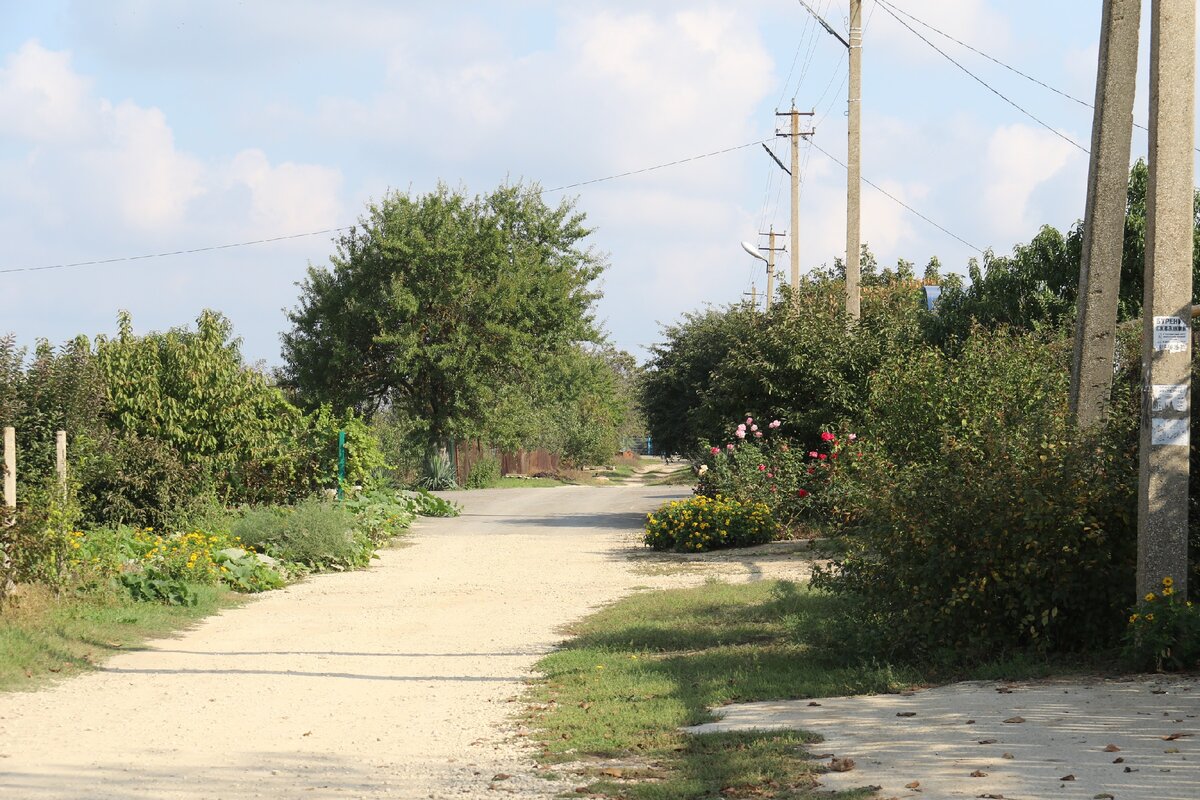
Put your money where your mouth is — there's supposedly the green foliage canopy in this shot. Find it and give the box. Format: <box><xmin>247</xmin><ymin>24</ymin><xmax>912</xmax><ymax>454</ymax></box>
<box><xmin>282</xmin><ymin>184</ymin><xmax>606</xmax><ymax>450</ymax></box>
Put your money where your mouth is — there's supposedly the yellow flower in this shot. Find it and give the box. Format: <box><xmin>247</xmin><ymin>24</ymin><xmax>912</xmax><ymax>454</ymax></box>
<box><xmin>1163</xmin><ymin>587</ymin><xmax>1174</xmax><ymax>597</ymax></box>
<box><xmin>1163</xmin><ymin>576</ymin><xmax>1174</xmax><ymax>588</ymax></box>
<box><xmin>1145</xmin><ymin>613</ymin><xmax>1155</xmax><ymax>622</ymax></box>
<box><xmin>1129</xmin><ymin>614</ymin><xmax>1139</xmax><ymax>623</ymax></box>
<box><xmin>1145</xmin><ymin>592</ymin><xmax>1156</xmax><ymax>602</ymax></box>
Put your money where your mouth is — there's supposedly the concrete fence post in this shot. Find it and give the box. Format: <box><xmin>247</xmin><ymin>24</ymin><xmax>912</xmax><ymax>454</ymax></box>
<box><xmin>56</xmin><ymin>430</ymin><xmax>67</xmax><ymax>498</ymax></box>
<box><xmin>2</xmin><ymin>426</ymin><xmax>14</xmax><ymax>511</ymax></box>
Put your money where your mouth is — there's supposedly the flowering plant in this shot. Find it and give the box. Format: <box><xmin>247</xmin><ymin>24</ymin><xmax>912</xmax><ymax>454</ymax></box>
<box><xmin>1123</xmin><ymin>577</ymin><xmax>1200</xmax><ymax>672</ymax></box>
<box><xmin>644</xmin><ymin>494</ymin><xmax>775</xmax><ymax>552</ymax></box>
<box><xmin>695</xmin><ymin>417</ymin><xmax>867</xmax><ymax>532</ymax></box>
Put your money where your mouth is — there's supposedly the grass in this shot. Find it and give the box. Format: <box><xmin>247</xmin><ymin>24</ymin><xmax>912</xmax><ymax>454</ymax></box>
<box><xmin>649</xmin><ymin>466</ymin><xmax>696</xmax><ymax>486</ymax></box>
<box><xmin>527</xmin><ymin>579</ymin><xmax>1106</xmax><ymax>799</ymax></box>
<box><xmin>0</xmin><ymin>583</ymin><xmax>237</xmax><ymax>692</ymax></box>
<box><xmin>526</xmin><ymin>580</ymin><xmax>917</xmax><ymax>799</ymax></box>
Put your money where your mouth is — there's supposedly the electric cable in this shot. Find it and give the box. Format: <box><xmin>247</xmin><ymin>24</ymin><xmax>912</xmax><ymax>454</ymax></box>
<box><xmin>873</xmin><ymin>0</ymin><xmax>1088</xmax><ymax>155</ymax></box>
<box><xmin>808</xmin><ymin>138</ymin><xmax>983</xmax><ymax>253</ymax></box>
<box><xmin>2</xmin><ymin>138</ymin><xmax>774</xmax><ymax>276</ymax></box>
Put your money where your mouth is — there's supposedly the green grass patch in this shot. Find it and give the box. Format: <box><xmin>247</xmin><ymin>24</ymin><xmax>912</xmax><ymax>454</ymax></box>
<box><xmin>649</xmin><ymin>467</ymin><xmax>696</xmax><ymax>487</ymax></box>
<box><xmin>527</xmin><ymin>580</ymin><xmax>917</xmax><ymax>798</ymax></box>
<box><xmin>0</xmin><ymin>583</ymin><xmax>237</xmax><ymax>692</ymax></box>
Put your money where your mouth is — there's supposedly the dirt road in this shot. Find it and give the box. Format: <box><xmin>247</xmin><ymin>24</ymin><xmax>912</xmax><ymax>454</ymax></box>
<box><xmin>1</xmin><ymin>485</ymin><xmax>709</xmax><ymax>799</ymax></box>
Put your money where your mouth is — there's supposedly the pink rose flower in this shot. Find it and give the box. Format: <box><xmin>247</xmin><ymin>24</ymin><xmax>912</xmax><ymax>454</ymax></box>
<box><xmin>710</xmin><ymin>446</ymin><xmax>720</xmax><ymax>455</ymax></box>
<box><xmin>726</xmin><ymin>443</ymin><xmax>735</xmax><ymax>451</ymax></box>
<box><xmin>754</xmin><ymin>431</ymin><xmax>763</xmax><ymax>438</ymax></box>
<box><xmin>820</xmin><ymin>431</ymin><xmax>835</xmax><ymax>442</ymax></box>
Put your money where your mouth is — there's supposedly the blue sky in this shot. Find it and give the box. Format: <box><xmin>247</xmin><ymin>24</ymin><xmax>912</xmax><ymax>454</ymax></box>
<box><xmin>0</xmin><ymin>1</ymin><xmax>1189</xmax><ymax>365</ymax></box>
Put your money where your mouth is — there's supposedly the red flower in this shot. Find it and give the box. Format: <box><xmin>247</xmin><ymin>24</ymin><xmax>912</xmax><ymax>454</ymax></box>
<box><xmin>710</xmin><ymin>446</ymin><xmax>720</xmax><ymax>454</ymax></box>
<box><xmin>818</xmin><ymin>453</ymin><xmax>828</xmax><ymax>461</ymax></box>
<box><xmin>808</xmin><ymin>451</ymin><xmax>819</xmax><ymax>458</ymax></box>
<box><xmin>820</xmin><ymin>431</ymin><xmax>835</xmax><ymax>442</ymax></box>
<box><xmin>806</xmin><ymin>467</ymin><xmax>814</xmax><ymax>475</ymax></box>
<box><xmin>797</xmin><ymin>489</ymin><xmax>809</xmax><ymax>498</ymax></box>
<box><xmin>831</xmin><ymin>453</ymin><xmax>838</xmax><ymax>460</ymax></box>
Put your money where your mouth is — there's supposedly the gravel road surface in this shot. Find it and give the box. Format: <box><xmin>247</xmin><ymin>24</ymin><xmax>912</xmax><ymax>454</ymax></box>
<box><xmin>0</xmin><ymin>485</ymin><xmax>702</xmax><ymax>799</ymax></box>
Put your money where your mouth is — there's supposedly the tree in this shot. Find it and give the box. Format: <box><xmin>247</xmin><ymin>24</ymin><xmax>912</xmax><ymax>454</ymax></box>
<box><xmin>930</xmin><ymin>160</ymin><xmax>1200</xmax><ymax>344</ymax></box>
<box><xmin>282</xmin><ymin>183</ymin><xmax>605</xmax><ymax>452</ymax></box>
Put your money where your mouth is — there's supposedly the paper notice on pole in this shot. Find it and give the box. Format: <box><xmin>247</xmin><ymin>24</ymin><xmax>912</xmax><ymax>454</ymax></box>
<box><xmin>1152</xmin><ymin>384</ymin><xmax>1190</xmax><ymax>413</ymax></box>
<box><xmin>1153</xmin><ymin>316</ymin><xmax>1189</xmax><ymax>352</ymax></box>
<box><xmin>1152</xmin><ymin>417</ymin><xmax>1190</xmax><ymax>447</ymax></box>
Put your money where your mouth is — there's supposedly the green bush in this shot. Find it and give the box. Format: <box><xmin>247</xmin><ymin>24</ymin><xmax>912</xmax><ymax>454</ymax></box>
<box><xmin>812</xmin><ymin>328</ymin><xmax>1138</xmax><ymax>661</ymax></box>
<box><xmin>695</xmin><ymin>418</ymin><xmax>870</xmax><ymax>532</ymax></box>
<box><xmin>1123</xmin><ymin>577</ymin><xmax>1200</xmax><ymax>672</ymax></box>
<box><xmin>341</xmin><ymin>489</ymin><xmax>417</xmax><ymax>545</ymax></box>
<box><xmin>465</xmin><ymin>454</ymin><xmax>501</xmax><ymax>488</ymax></box>
<box><xmin>644</xmin><ymin>495</ymin><xmax>775</xmax><ymax>552</ymax></box>
<box><xmin>415</xmin><ymin>450</ymin><xmax>458</xmax><ymax>491</ymax></box>
<box><xmin>230</xmin><ymin>498</ymin><xmax>371</xmax><ymax>571</ymax></box>
<box><xmin>406</xmin><ymin>490</ymin><xmax>461</xmax><ymax>518</ymax></box>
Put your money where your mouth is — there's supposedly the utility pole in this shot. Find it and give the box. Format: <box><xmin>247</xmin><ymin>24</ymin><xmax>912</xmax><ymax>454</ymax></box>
<box><xmin>846</xmin><ymin>0</ymin><xmax>863</xmax><ymax>321</ymax></box>
<box><xmin>1139</xmin><ymin>0</ymin><xmax>1195</xmax><ymax>601</ymax></box>
<box><xmin>759</xmin><ymin>226</ymin><xmax>787</xmax><ymax>311</ymax></box>
<box><xmin>1069</xmin><ymin>0</ymin><xmax>1142</xmax><ymax>430</ymax></box>
<box><xmin>776</xmin><ymin>106</ymin><xmax>814</xmax><ymax>302</ymax></box>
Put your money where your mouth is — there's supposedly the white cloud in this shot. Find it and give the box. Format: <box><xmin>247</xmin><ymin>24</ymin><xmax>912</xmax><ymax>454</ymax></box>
<box><xmin>982</xmin><ymin>123</ymin><xmax>1080</xmax><ymax>240</ymax></box>
<box><xmin>225</xmin><ymin>150</ymin><xmax>343</xmax><ymax>233</ymax></box>
<box><xmin>869</xmin><ymin>0</ymin><xmax>1012</xmax><ymax>62</ymax></box>
<box><xmin>0</xmin><ymin>40</ymin><xmax>94</xmax><ymax>142</ymax></box>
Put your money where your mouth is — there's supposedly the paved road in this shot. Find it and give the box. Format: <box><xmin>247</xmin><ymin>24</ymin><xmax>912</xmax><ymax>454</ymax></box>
<box><xmin>0</xmin><ymin>485</ymin><xmax>686</xmax><ymax>799</ymax></box>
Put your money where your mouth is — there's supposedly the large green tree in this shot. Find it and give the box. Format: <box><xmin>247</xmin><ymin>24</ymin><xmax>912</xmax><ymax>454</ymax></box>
<box><xmin>281</xmin><ymin>183</ymin><xmax>606</xmax><ymax>450</ymax></box>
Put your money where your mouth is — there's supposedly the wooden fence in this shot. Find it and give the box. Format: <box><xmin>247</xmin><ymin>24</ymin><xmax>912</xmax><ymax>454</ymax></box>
<box><xmin>452</xmin><ymin>441</ymin><xmax>560</xmax><ymax>485</ymax></box>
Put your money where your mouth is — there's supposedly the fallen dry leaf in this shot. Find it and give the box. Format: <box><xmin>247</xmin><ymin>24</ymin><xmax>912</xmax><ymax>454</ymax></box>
<box><xmin>897</xmin><ymin>712</ymin><xmax>917</xmax><ymax>717</ymax></box>
<box><xmin>1001</xmin><ymin>753</ymin><xmax>1014</xmax><ymax>760</ymax></box>
<box><xmin>1164</xmin><ymin>747</ymin><xmax>1181</xmax><ymax>754</ymax></box>
<box><xmin>1161</xmin><ymin>732</ymin><xmax>1192</xmax><ymax>741</ymax></box>
<box><xmin>807</xmin><ymin>701</ymin><xmax>822</xmax><ymax>707</ymax></box>
<box><xmin>977</xmin><ymin>739</ymin><xmax>998</xmax><ymax>745</ymax></box>
<box><xmin>1094</xmin><ymin>794</ymin><xmax>1115</xmax><ymax>799</ymax></box>
<box><xmin>598</xmin><ymin>769</ymin><xmax>623</xmax><ymax>778</ymax></box>
<box><xmin>1103</xmin><ymin>744</ymin><xmax>1121</xmax><ymax>752</ymax></box>
<box><xmin>829</xmin><ymin>757</ymin><xmax>856</xmax><ymax>772</ymax></box>
<box><xmin>1003</xmin><ymin>717</ymin><xmax>1025</xmax><ymax>724</ymax></box>
<box><xmin>905</xmin><ymin>780</ymin><xmax>920</xmax><ymax>789</ymax></box>
<box><xmin>969</xmin><ymin>770</ymin><xmax>988</xmax><ymax>777</ymax></box>
<box><xmin>1112</xmin><ymin>757</ymin><xmax>1124</xmax><ymax>763</ymax></box>
<box><xmin>492</xmin><ymin>774</ymin><xmax>511</xmax><ymax>781</ymax></box>
<box><xmin>1059</xmin><ymin>774</ymin><xmax>1075</xmax><ymax>781</ymax></box>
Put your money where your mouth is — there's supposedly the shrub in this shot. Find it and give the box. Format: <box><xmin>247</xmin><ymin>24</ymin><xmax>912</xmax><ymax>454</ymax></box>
<box><xmin>644</xmin><ymin>495</ymin><xmax>775</xmax><ymax>552</ymax></box>
<box><xmin>230</xmin><ymin>498</ymin><xmax>371</xmax><ymax>571</ymax></box>
<box><xmin>812</xmin><ymin>328</ymin><xmax>1138</xmax><ymax>661</ymax></box>
<box><xmin>695</xmin><ymin>418</ymin><xmax>869</xmax><ymax>532</ymax></box>
<box><xmin>405</xmin><ymin>490</ymin><xmax>461</xmax><ymax>518</ymax></box>
<box><xmin>341</xmin><ymin>489</ymin><xmax>417</xmax><ymax>545</ymax></box>
<box><xmin>1123</xmin><ymin>577</ymin><xmax>1200</xmax><ymax>672</ymax></box>
<box><xmin>465</xmin><ymin>454</ymin><xmax>501</xmax><ymax>489</ymax></box>
<box><xmin>415</xmin><ymin>450</ymin><xmax>458</xmax><ymax>491</ymax></box>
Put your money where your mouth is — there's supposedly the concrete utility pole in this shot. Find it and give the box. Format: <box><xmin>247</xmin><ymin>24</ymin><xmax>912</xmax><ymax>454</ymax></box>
<box><xmin>846</xmin><ymin>0</ymin><xmax>863</xmax><ymax>321</ymax></box>
<box><xmin>56</xmin><ymin>430</ymin><xmax>67</xmax><ymax>498</ymax></box>
<box><xmin>1139</xmin><ymin>0</ymin><xmax>1195</xmax><ymax>601</ymax></box>
<box><xmin>760</xmin><ymin>226</ymin><xmax>787</xmax><ymax>311</ymax></box>
<box><xmin>1069</xmin><ymin>0</ymin><xmax>1142</xmax><ymax>430</ymax></box>
<box><xmin>776</xmin><ymin>106</ymin><xmax>814</xmax><ymax>302</ymax></box>
<box><xmin>2</xmin><ymin>427</ymin><xmax>14</xmax><ymax>511</ymax></box>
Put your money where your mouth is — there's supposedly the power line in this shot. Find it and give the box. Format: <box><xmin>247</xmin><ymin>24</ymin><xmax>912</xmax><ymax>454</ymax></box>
<box><xmin>807</xmin><ymin>138</ymin><xmax>983</xmax><ymax>253</ymax></box>
<box><xmin>877</xmin><ymin>0</ymin><xmax>1200</xmax><ymax>156</ymax></box>
<box><xmin>2</xmin><ymin>138</ymin><xmax>773</xmax><ymax>276</ymax></box>
<box><xmin>0</xmin><ymin>228</ymin><xmax>353</xmax><ymax>276</ymax></box>
<box><xmin>874</xmin><ymin>0</ymin><xmax>1088</xmax><ymax>155</ymax></box>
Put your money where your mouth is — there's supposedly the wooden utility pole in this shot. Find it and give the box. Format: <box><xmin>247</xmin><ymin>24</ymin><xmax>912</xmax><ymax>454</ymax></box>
<box><xmin>1138</xmin><ymin>0</ymin><xmax>1195</xmax><ymax>601</ymax></box>
<box><xmin>776</xmin><ymin>106</ymin><xmax>814</xmax><ymax>303</ymax></box>
<box><xmin>846</xmin><ymin>0</ymin><xmax>863</xmax><ymax>321</ymax></box>
<box><xmin>1070</xmin><ymin>0</ymin><xmax>1142</xmax><ymax>429</ymax></box>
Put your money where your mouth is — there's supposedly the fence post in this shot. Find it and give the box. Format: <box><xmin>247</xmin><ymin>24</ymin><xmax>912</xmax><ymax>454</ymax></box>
<box><xmin>2</xmin><ymin>426</ymin><xmax>14</xmax><ymax>511</ymax></box>
<box><xmin>56</xmin><ymin>430</ymin><xmax>67</xmax><ymax>498</ymax></box>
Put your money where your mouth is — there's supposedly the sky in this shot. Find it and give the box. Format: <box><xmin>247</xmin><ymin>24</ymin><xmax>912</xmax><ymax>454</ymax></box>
<box><xmin>0</xmin><ymin>1</ymin><xmax>1193</xmax><ymax>366</ymax></box>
